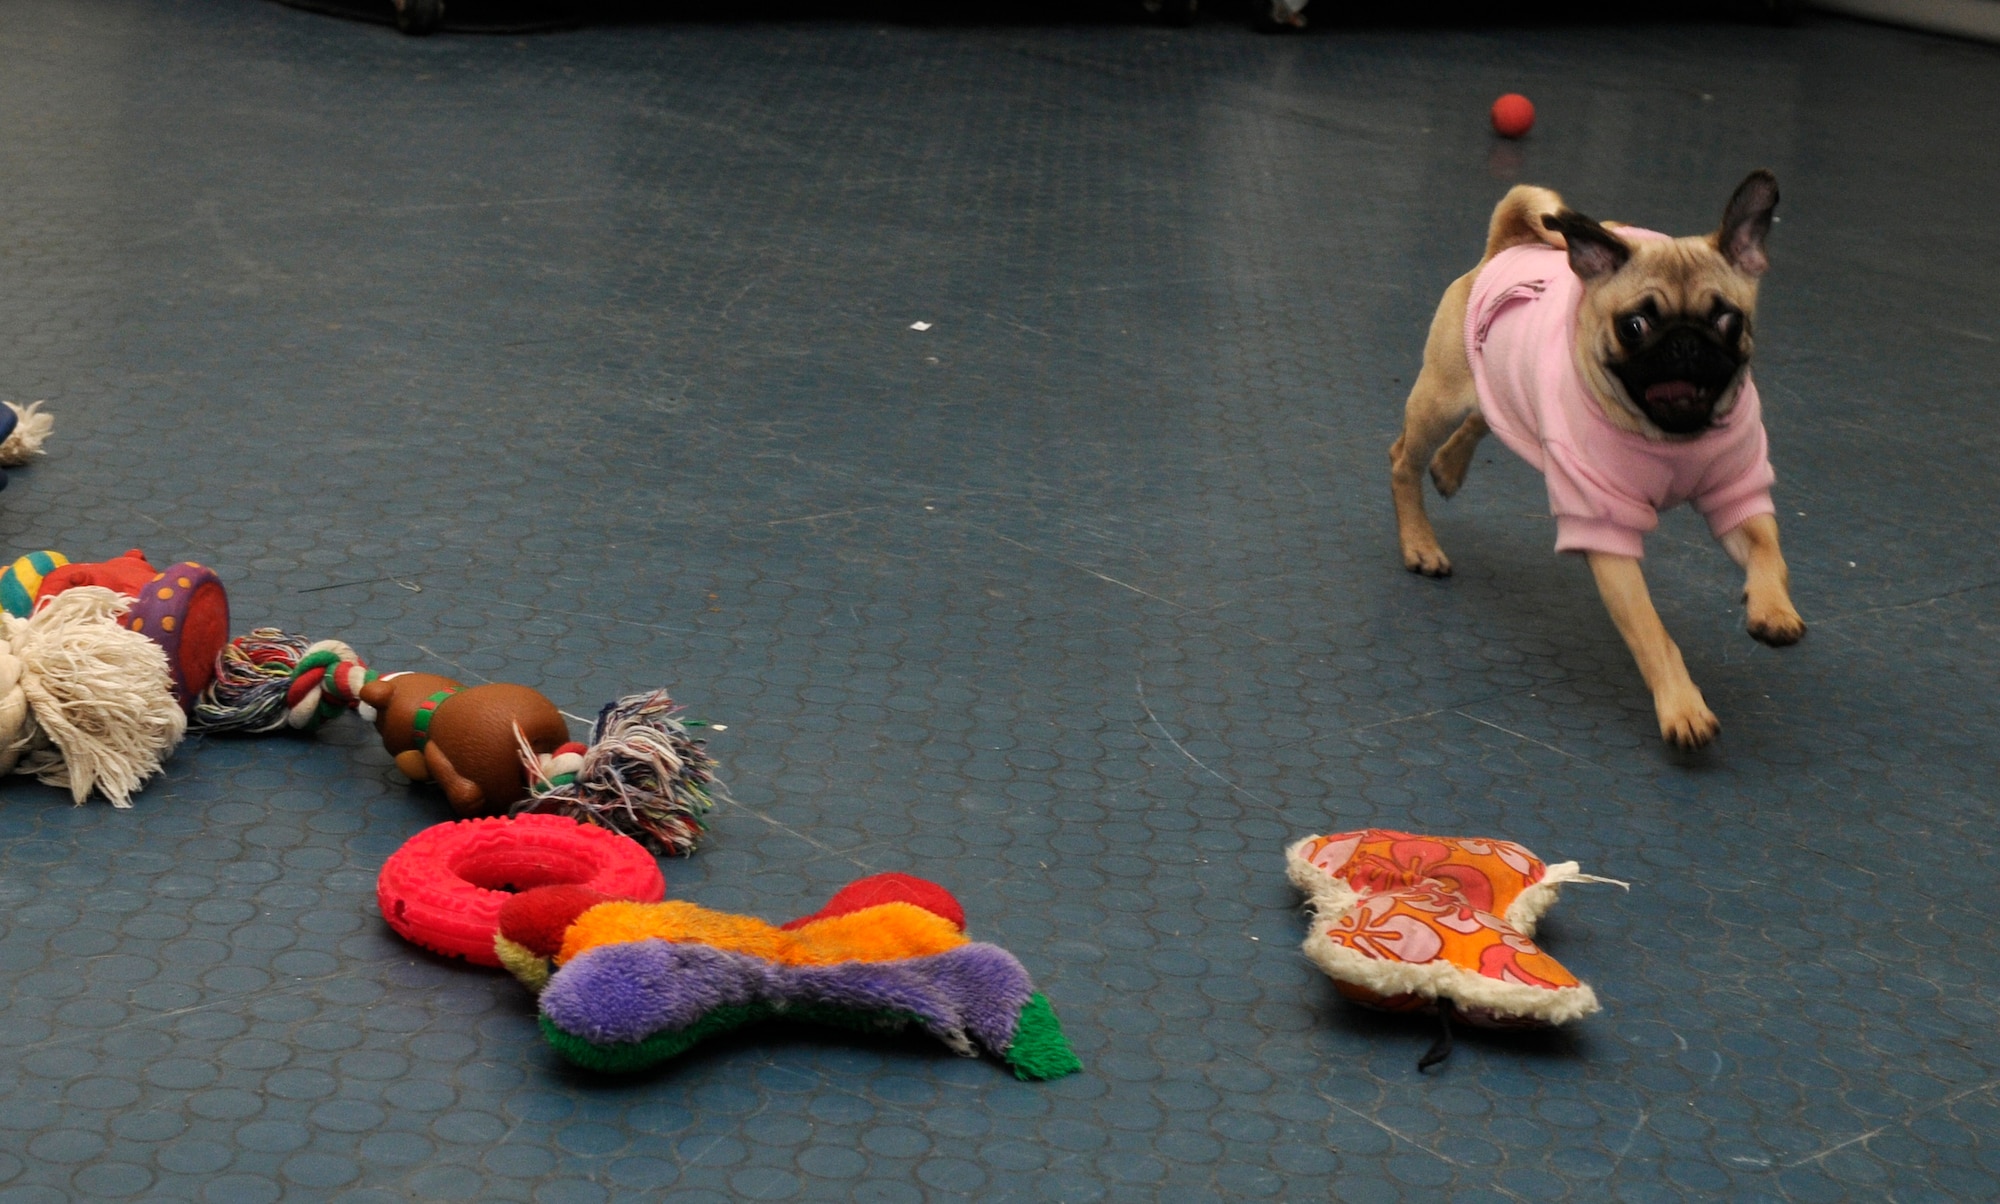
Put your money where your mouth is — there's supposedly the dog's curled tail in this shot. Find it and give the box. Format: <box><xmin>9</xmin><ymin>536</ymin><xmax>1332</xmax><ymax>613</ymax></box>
<box><xmin>1483</xmin><ymin>185</ymin><xmax>1567</xmax><ymax>260</ymax></box>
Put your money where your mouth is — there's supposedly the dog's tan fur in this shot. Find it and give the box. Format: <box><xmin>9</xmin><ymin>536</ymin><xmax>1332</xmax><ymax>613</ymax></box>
<box><xmin>1388</xmin><ymin>178</ymin><xmax>1804</xmax><ymax>750</ymax></box>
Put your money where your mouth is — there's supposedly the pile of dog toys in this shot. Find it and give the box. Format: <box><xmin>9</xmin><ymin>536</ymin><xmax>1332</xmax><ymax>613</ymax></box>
<box><xmin>0</xmin><ymin>546</ymin><xmax>721</xmax><ymax>854</ymax></box>
<box><xmin>376</xmin><ymin>813</ymin><xmax>1083</xmax><ymax>1081</ymax></box>
<box><xmin>0</xmin><ymin>539</ymin><xmax>1081</xmax><ymax>1081</ymax></box>
<box><xmin>0</xmin><ymin>512</ymin><xmax>1618</xmax><ymax>1077</ymax></box>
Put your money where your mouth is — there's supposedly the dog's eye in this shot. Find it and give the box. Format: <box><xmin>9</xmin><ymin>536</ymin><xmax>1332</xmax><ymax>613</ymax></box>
<box><xmin>1713</xmin><ymin>310</ymin><xmax>1739</xmax><ymax>338</ymax></box>
<box><xmin>1617</xmin><ymin>314</ymin><xmax>1651</xmax><ymax>346</ymax></box>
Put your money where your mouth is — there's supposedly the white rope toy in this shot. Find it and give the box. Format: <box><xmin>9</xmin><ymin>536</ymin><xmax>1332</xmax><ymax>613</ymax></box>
<box><xmin>0</xmin><ymin>402</ymin><xmax>54</xmax><ymax>466</ymax></box>
<box><xmin>0</xmin><ymin>586</ymin><xmax>185</xmax><ymax>807</ymax></box>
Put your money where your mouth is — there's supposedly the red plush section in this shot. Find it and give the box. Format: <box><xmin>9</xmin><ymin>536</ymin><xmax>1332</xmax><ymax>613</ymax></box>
<box><xmin>37</xmin><ymin>549</ymin><xmax>160</xmax><ymax>599</ymax></box>
<box><xmin>174</xmin><ymin>576</ymin><xmax>230</xmax><ymax>701</ymax></box>
<box><xmin>376</xmin><ymin>814</ymin><xmax>666</xmax><ymax>966</ymax></box>
<box><xmin>497</xmin><ymin>885</ymin><xmax>618</xmax><ymax>957</ymax></box>
<box><xmin>780</xmin><ymin>872</ymin><xmax>965</xmax><ymax>932</ymax></box>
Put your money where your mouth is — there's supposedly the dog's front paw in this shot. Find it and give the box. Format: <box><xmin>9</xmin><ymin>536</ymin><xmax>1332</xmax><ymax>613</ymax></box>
<box><xmin>1656</xmin><ymin>688</ymin><xmax>1719</xmax><ymax>750</ymax></box>
<box><xmin>1401</xmin><ymin>542</ymin><xmax>1453</xmax><ymax>577</ymax></box>
<box><xmin>1747</xmin><ymin>600</ymin><xmax>1806</xmax><ymax>647</ymax></box>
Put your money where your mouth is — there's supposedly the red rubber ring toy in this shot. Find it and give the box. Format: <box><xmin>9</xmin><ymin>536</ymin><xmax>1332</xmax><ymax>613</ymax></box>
<box><xmin>377</xmin><ymin>814</ymin><xmax>665</xmax><ymax>966</ymax></box>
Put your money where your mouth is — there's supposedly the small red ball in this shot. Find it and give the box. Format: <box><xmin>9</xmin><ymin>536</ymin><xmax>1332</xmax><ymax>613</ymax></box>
<box><xmin>1491</xmin><ymin>93</ymin><xmax>1535</xmax><ymax>139</ymax></box>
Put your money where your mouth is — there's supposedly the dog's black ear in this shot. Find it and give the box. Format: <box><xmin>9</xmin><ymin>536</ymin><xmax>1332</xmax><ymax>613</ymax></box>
<box><xmin>1717</xmin><ymin>169</ymin><xmax>1779</xmax><ymax>277</ymax></box>
<box><xmin>1542</xmin><ymin>210</ymin><xmax>1630</xmax><ymax>280</ymax></box>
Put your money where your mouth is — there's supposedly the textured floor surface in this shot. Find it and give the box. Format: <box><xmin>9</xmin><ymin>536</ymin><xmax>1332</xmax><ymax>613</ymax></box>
<box><xmin>2</xmin><ymin>1</ymin><xmax>1998</xmax><ymax>1200</ymax></box>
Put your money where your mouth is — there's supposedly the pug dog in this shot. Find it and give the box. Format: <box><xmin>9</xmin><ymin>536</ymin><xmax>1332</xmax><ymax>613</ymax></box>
<box><xmin>1388</xmin><ymin>171</ymin><xmax>1803</xmax><ymax>749</ymax></box>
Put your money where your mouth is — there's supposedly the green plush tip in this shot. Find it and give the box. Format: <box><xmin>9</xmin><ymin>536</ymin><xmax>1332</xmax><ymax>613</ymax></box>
<box><xmin>539</xmin><ymin>1004</ymin><xmax>772</xmax><ymax>1074</ymax></box>
<box><xmin>543</xmin><ymin>995</ymin><xmax>1082</xmax><ymax>1082</ymax></box>
<box><xmin>1003</xmin><ymin>993</ymin><xmax>1082</xmax><ymax>1081</ymax></box>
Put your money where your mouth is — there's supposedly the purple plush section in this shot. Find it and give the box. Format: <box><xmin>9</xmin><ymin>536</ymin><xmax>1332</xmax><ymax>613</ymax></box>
<box><xmin>540</xmin><ymin>940</ymin><xmax>1036</xmax><ymax>1055</ymax></box>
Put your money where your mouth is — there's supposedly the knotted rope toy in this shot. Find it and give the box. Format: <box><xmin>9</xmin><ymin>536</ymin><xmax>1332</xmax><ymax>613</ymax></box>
<box><xmin>1287</xmin><ymin>829</ymin><xmax>1625</xmax><ymax>1069</ymax></box>
<box><xmin>0</xmin><ymin>586</ymin><xmax>186</xmax><ymax>807</ymax></box>
<box><xmin>490</xmin><ymin>872</ymin><xmax>1082</xmax><ymax>1081</ymax></box>
<box><xmin>194</xmin><ymin>630</ymin><xmax>721</xmax><ymax>854</ymax></box>
<box><xmin>0</xmin><ymin>401</ymin><xmax>54</xmax><ymax>489</ymax></box>
<box><xmin>191</xmin><ymin>628</ymin><xmax>372</xmax><ymax>734</ymax></box>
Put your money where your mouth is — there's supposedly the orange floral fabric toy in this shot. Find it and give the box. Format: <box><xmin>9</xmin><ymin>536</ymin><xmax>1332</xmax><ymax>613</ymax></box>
<box><xmin>1287</xmin><ymin>829</ymin><xmax>1623</xmax><ymax>1050</ymax></box>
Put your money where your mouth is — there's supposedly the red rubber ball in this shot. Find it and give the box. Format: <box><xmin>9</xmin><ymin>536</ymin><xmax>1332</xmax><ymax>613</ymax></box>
<box><xmin>1491</xmin><ymin>93</ymin><xmax>1535</xmax><ymax>139</ymax></box>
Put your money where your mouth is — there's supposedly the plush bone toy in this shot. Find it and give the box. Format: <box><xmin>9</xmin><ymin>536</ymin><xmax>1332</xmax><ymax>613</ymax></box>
<box><xmin>1287</xmin><ymin>829</ymin><xmax>1624</xmax><ymax>1067</ymax></box>
<box><xmin>490</xmin><ymin>872</ymin><xmax>1081</xmax><ymax>1081</ymax></box>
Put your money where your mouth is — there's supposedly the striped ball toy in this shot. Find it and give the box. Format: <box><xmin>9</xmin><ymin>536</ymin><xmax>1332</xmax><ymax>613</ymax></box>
<box><xmin>0</xmin><ymin>550</ymin><xmax>68</xmax><ymax>618</ymax></box>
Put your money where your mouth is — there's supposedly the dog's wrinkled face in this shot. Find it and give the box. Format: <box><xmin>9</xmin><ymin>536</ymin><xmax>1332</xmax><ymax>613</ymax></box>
<box><xmin>1545</xmin><ymin>170</ymin><xmax>1779</xmax><ymax>439</ymax></box>
<box><xmin>1603</xmin><ymin>287</ymin><xmax>1750</xmax><ymax>435</ymax></box>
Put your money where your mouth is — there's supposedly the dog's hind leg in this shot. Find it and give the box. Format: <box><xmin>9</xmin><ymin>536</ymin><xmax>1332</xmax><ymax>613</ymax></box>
<box><xmin>1391</xmin><ymin>371</ymin><xmax>1478</xmax><ymax>576</ymax></box>
<box><xmin>1406</xmin><ymin>190</ymin><xmax>1561</xmax><ymax>516</ymax></box>
<box><xmin>1428</xmin><ymin>412</ymin><xmax>1488</xmax><ymax>498</ymax></box>
<box><xmin>1391</xmin><ymin>274</ymin><xmax>1479</xmax><ymax>577</ymax></box>
<box><xmin>422</xmin><ymin>743</ymin><xmax>490</xmax><ymax>818</ymax></box>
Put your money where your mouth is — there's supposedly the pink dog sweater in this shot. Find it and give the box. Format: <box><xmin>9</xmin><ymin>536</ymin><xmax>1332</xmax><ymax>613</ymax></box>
<box><xmin>1464</xmin><ymin>229</ymin><xmax>1776</xmax><ymax>559</ymax></box>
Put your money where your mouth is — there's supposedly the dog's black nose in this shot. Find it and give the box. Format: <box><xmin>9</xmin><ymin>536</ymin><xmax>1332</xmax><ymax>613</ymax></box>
<box><xmin>1662</xmin><ymin>328</ymin><xmax>1709</xmax><ymax>365</ymax></box>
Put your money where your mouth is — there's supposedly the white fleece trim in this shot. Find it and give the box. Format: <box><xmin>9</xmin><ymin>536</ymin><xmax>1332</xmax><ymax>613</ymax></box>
<box><xmin>1287</xmin><ymin>839</ymin><xmax>1605</xmax><ymax>1027</ymax></box>
<box><xmin>1301</xmin><ymin>926</ymin><xmax>1601</xmax><ymax>1026</ymax></box>
<box><xmin>1285</xmin><ymin>835</ymin><xmax>1357</xmax><ymax>904</ymax></box>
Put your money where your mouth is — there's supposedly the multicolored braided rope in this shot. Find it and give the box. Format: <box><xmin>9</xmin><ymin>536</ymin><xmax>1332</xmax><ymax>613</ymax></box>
<box><xmin>514</xmin><ymin>692</ymin><xmax>721</xmax><ymax>857</ymax></box>
<box><xmin>192</xmin><ymin>628</ymin><xmax>377</xmax><ymax>734</ymax></box>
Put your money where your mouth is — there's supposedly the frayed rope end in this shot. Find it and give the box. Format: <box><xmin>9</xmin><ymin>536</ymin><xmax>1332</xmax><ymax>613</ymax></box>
<box><xmin>0</xmin><ymin>402</ymin><xmax>52</xmax><ymax>466</ymax></box>
<box><xmin>516</xmin><ymin>690</ymin><xmax>724</xmax><ymax>856</ymax></box>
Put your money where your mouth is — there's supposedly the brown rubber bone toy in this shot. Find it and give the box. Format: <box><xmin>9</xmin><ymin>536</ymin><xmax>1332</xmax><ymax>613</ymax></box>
<box><xmin>360</xmin><ymin>674</ymin><xmax>570</xmax><ymax>817</ymax></box>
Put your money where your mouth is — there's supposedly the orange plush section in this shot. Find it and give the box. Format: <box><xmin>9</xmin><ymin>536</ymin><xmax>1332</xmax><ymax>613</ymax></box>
<box><xmin>556</xmin><ymin>899</ymin><xmax>969</xmax><ymax>968</ymax></box>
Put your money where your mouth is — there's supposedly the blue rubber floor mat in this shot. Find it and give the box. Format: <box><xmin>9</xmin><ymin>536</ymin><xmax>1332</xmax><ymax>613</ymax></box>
<box><xmin>0</xmin><ymin>2</ymin><xmax>1997</xmax><ymax>1200</ymax></box>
